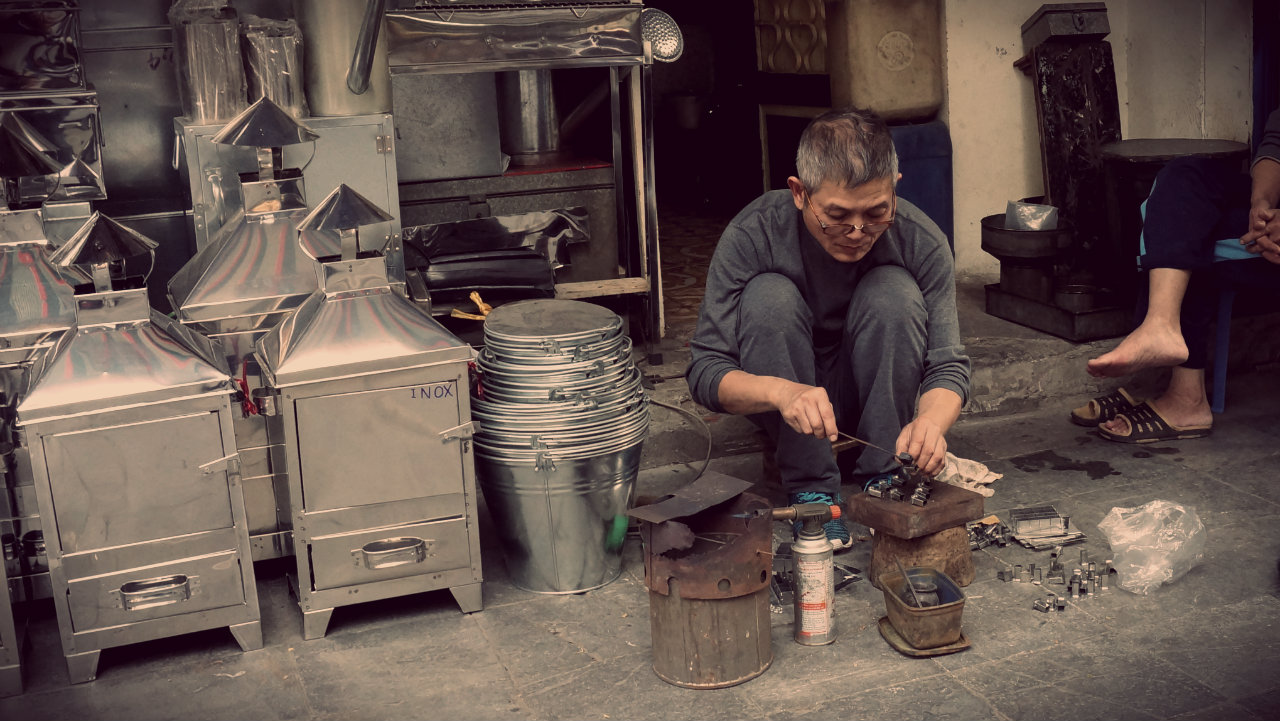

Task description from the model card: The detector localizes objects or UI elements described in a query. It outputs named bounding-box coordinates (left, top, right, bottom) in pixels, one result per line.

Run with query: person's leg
left=831, top=265, right=927, bottom=484
left=1087, top=267, right=1191, bottom=377
left=1088, top=155, right=1248, bottom=377
left=736, top=273, right=842, bottom=497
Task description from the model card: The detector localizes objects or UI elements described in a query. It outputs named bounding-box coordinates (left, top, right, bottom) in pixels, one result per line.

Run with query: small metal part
left=1033, top=598, right=1052, bottom=612
left=997, top=569, right=1011, bottom=582
left=1054, top=594, right=1067, bottom=611
left=1032, top=568, right=1043, bottom=585
left=1013, top=564, right=1023, bottom=582
left=1080, top=549, right=1089, bottom=565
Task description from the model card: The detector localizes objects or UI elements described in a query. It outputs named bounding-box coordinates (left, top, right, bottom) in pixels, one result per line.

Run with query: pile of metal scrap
left=1007, top=505, right=1086, bottom=549
left=996, top=547, right=1116, bottom=612
left=966, top=515, right=1011, bottom=549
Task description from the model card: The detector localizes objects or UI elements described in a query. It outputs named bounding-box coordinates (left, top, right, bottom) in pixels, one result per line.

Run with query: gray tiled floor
left=4, top=364, right=1280, bottom=720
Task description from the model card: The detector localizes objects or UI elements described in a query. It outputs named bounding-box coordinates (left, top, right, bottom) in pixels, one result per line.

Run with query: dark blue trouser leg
left=737, top=268, right=926, bottom=495
left=1139, top=156, right=1253, bottom=368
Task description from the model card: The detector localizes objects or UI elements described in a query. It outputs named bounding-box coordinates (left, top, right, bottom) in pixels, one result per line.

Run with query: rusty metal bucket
left=641, top=492, right=773, bottom=689
left=878, top=566, right=965, bottom=649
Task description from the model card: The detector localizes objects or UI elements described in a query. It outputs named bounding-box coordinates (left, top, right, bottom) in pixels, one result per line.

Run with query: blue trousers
left=736, top=266, right=926, bottom=495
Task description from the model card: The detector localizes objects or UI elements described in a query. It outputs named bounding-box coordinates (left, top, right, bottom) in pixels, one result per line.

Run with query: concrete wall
left=943, top=0, right=1254, bottom=280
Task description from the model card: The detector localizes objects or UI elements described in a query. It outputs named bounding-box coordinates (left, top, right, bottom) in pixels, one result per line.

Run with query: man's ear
left=787, top=176, right=806, bottom=209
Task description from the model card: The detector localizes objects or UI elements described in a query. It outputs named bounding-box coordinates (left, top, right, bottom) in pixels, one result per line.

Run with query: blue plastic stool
left=1211, top=284, right=1235, bottom=414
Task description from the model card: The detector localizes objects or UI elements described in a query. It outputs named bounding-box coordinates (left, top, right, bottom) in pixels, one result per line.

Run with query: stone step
left=637, top=278, right=1280, bottom=471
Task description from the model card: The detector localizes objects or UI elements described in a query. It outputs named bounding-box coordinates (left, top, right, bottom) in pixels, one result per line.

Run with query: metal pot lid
left=482, top=332, right=629, bottom=365
left=482, top=298, right=623, bottom=350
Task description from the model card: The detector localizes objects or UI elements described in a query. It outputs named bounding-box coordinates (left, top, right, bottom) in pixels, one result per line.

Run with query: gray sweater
left=686, top=189, right=971, bottom=414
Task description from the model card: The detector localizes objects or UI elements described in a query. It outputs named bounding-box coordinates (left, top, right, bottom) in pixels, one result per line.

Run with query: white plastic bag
left=1097, top=499, right=1206, bottom=595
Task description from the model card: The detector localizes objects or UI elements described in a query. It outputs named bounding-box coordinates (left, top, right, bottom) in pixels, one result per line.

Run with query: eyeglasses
left=804, top=191, right=896, bottom=237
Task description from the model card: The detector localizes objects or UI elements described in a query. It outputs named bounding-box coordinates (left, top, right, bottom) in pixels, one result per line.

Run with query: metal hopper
left=167, top=97, right=338, bottom=559
left=253, top=184, right=481, bottom=640
left=15, top=214, right=262, bottom=684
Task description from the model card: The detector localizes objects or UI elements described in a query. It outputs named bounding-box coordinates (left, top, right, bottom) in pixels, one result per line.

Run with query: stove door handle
left=119, top=574, right=193, bottom=611
left=353, top=537, right=429, bottom=570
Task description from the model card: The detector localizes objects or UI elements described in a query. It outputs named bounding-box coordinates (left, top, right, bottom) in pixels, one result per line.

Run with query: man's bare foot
left=1086, top=323, right=1188, bottom=378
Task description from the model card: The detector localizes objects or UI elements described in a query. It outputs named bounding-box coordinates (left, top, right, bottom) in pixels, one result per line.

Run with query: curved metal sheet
left=385, top=7, right=642, bottom=68
left=17, top=289, right=235, bottom=424
left=255, top=261, right=470, bottom=387
left=298, top=183, right=395, bottom=234
left=211, top=97, right=319, bottom=148
left=168, top=210, right=339, bottom=324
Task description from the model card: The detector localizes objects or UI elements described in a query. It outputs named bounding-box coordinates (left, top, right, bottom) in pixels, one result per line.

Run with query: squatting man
left=686, top=107, right=971, bottom=549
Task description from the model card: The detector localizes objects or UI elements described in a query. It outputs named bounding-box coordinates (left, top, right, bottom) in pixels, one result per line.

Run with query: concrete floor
left=4, top=283, right=1280, bottom=720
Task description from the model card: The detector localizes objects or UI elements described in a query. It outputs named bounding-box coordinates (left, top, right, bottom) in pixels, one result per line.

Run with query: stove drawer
left=309, top=517, right=469, bottom=591
left=66, top=551, right=247, bottom=633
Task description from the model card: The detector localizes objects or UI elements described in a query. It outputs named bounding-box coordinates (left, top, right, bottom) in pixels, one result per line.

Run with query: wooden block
left=847, top=483, right=984, bottom=539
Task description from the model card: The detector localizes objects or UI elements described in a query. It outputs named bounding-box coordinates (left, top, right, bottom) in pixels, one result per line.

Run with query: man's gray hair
left=795, top=107, right=898, bottom=192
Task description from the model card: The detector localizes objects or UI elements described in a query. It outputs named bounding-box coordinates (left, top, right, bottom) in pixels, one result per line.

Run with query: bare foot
left=1086, top=323, right=1188, bottom=378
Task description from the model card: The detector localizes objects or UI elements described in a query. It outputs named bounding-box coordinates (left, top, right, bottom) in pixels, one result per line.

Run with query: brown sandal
left=1070, top=387, right=1141, bottom=427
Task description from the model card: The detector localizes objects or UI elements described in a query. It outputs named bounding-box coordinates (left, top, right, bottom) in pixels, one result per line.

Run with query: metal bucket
left=473, top=299, right=648, bottom=594
left=475, top=438, right=642, bottom=594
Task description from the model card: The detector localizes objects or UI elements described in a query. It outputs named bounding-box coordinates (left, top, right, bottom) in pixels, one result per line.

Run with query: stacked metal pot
left=472, top=299, right=648, bottom=594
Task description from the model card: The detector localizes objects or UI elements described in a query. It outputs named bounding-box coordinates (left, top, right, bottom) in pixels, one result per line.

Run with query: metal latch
left=199, top=454, right=241, bottom=477
left=439, top=421, right=477, bottom=441
left=252, top=386, right=281, bottom=416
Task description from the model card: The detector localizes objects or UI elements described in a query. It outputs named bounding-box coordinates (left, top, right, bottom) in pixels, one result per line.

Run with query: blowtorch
left=771, top=502, right=840, bottom=645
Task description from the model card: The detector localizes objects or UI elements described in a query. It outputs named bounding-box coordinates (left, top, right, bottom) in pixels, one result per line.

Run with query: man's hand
left=895, top=416, right=947, bottom=477
left=775, top=380, right=839, bottom=442
left=893, top=387, right=963, bottom=478
left=1242, top=204, right=1280, bottom=264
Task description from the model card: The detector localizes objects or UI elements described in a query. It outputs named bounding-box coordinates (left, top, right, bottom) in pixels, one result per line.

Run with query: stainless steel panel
left=255, top=272, right=471, bottom=388
left=0, top=94, right=106, bottom=204
left=300, top=492, right=464, bottom=538
left=241, top=474, right=279, bottom=537
left=385, top=8, right=643, bottom=69
left=65, top=550, right=246, bottom=633
left=17, top=291, right=235, bottom=424
left=309, top=517, right=468, bottom=590
left=59, top=526, right=241, bottom=580
left=40, top=412, right=233, bottom=554
left=399, top=169, right=618, bottom=285
left=296, top=380, right=463, bottom=512
left=390, top=73, right=502, bottom=182
left=0, top=3, right=84, bottom=94
left=175, top=114, right=401, bottom=255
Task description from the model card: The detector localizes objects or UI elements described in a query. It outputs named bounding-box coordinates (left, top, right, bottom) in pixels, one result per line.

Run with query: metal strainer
left=641, top=8, right=683, bottom=63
